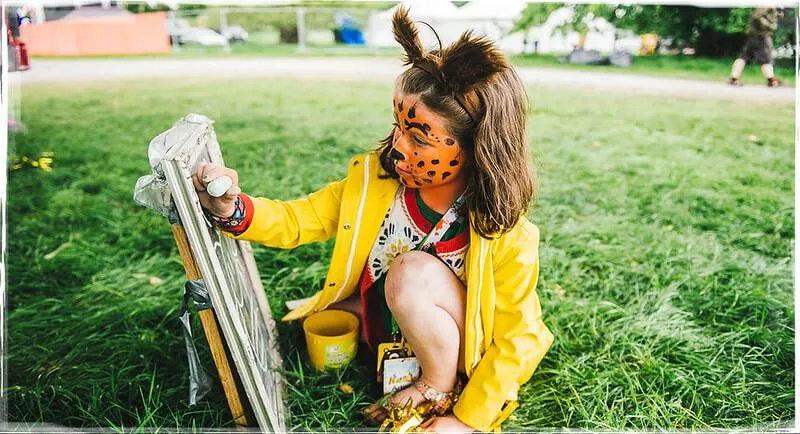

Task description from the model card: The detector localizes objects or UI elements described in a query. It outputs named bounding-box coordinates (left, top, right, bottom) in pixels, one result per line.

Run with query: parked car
left=166, top=17, right=190, bottom=43
left=220, top=25, right=248, bottom=43
left=179, top=27, right=228, bottom=46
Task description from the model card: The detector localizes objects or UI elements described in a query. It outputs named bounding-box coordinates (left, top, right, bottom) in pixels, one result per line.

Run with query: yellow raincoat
left=226, top=151, right=554, bottom=431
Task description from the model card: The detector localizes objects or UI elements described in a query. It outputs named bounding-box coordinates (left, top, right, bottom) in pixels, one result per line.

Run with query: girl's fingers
left=222, top=184, right=241, bottom=201
left=191, top=173, right=206, bottom=192
left=195, top=162, right=209, bottom=182
left=201, top=166, right=225, bottom=184
left=204, top=167, right=239, bottom=188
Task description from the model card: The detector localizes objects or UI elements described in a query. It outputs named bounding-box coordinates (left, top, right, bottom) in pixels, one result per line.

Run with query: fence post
left=296, top=7, right=307, bottom=53
left=168, top=10, right=181, bottom=53
left=220, top=8, right=228, bottom=33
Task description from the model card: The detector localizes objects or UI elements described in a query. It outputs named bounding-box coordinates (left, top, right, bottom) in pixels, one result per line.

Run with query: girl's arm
left=452, top=222, right=554, bottom=432
left=220, top=178, right=347, bottom=249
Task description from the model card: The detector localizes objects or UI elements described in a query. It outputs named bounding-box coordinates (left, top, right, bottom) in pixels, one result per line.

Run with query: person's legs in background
left=729, top=58, right=746, bottom=86
left=761, top=63, right=783, bottom=87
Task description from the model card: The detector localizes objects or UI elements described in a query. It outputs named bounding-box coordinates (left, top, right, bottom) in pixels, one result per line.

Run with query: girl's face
left=390, top=93, right=469, bottom=189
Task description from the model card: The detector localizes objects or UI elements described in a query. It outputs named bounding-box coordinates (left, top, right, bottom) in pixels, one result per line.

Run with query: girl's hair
left=377, top=7, right=534, bottom=239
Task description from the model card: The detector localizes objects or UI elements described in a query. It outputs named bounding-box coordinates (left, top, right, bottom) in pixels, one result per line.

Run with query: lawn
left=6, top=75, right=794, bottom=431
left=512, top=53, right=797, bottom=87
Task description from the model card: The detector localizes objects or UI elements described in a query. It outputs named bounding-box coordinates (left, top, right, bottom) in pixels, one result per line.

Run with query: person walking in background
left=729, top=7, right=784, bottom=87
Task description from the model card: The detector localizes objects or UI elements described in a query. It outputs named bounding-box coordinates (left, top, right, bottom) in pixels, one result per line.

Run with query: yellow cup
left=303, top=309, right=359, bottom=371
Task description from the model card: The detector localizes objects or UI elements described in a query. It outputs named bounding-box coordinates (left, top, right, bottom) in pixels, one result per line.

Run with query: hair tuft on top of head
left=392, top=6, right=428, bottom=66
left=439, top=31, right=509, bottom=94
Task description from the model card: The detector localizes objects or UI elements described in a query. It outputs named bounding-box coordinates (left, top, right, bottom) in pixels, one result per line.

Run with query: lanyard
left=414, top=192, right=467, bottom=252
left=388, top=190, right=467, bottom=338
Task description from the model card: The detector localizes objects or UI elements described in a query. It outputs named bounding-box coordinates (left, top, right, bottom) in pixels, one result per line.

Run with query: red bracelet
left=211, top=194, right=254, bottom=236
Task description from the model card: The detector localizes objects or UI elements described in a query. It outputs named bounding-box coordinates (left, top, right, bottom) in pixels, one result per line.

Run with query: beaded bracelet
left=209, top=194, right=253, bottom=236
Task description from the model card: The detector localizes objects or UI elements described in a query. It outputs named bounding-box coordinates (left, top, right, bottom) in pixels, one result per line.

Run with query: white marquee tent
left=364, top=0, right=620, bottom=54
left=364, top=0, right=462, bottom=49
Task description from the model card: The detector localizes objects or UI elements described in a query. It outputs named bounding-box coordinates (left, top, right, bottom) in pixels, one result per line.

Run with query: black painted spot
left=427, top=171, right=436, bottom=176
left=422, top=178, right=433, bottom=184
left=398, top=100, right=404, bottom=112
left=408, top=105, right=416, bottom=118
left=390, top=148, right=405, bottom=160
left=442, top=172, right=451, bottom=180
left=449, top=160, right=459, bottom=166
left=431, top=159, right=440, bottom=165
left=417, top=161, right=425, bottom=168
left=445, top=138, right=455, bottom=146
left=414, top=180, right=422, bottom=186
left=414, top=152, right=418, bottom=156
left=404, top=119, right=431, bottom=136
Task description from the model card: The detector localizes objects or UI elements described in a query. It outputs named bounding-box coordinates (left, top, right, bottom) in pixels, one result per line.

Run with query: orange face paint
left=390, top=93, right=468, bottom=191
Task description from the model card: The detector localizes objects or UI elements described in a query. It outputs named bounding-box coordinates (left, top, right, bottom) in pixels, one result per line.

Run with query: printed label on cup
left=325, top=344, right=350, bottom=367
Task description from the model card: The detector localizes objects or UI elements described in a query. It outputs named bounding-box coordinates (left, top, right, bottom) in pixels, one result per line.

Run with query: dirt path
left=11, top=57, right=795, bottom=104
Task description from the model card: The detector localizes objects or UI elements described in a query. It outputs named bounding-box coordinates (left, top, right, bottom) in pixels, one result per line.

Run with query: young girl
left=193, top=8, right=553, bottom=433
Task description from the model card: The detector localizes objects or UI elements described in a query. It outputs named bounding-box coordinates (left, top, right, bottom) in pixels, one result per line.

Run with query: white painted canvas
left=149, top=113, right=288, bottom=432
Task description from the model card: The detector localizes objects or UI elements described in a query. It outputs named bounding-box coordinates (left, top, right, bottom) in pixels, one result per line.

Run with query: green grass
left=6, top=76, right=794, bottom=431
left=512, top=53, right=797, bottom=87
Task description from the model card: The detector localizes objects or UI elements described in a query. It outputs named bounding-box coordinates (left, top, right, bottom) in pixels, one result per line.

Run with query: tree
left=514, top=3, right=619, bottom=49
left=610, top=6, right=752, bottom=56
left=514, top=4, right=795, bottom=58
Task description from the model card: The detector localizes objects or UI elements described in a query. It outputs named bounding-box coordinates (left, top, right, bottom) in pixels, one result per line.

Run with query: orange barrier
left=19, top=12, right=170, bottom=56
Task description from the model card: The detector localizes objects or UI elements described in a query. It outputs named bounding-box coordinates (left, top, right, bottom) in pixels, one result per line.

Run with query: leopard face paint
left=390, top=93, right=468, bottom=190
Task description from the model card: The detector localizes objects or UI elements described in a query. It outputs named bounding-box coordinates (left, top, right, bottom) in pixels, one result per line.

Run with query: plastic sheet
left=180, top=279, right=214, bottom=406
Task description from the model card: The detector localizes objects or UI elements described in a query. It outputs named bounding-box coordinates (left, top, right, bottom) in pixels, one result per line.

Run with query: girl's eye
left=413, top=136, right=427, bottom=145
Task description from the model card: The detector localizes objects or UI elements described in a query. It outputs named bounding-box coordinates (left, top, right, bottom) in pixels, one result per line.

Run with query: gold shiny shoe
left=378, top=399, right=433, bottom=433
left=377, top=380, right=459, bottom=433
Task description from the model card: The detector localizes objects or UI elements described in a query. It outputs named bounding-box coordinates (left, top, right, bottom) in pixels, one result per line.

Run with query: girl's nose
left=390, top=147, right=406, bottom=161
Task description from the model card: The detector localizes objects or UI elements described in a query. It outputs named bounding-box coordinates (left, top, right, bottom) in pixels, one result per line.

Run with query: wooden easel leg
left=170, top=224, right=249, bottom=427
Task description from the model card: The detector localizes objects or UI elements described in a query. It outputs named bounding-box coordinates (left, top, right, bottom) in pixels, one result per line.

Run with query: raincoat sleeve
left=222, top=178, right=347, bottom=249
left=452, top=223, right=554, bottom=432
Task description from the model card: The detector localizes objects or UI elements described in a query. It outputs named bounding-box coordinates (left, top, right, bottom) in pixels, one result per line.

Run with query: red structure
left=19, top=11, right=170, bottom=57
left=6, top=15, right=30, bottom=71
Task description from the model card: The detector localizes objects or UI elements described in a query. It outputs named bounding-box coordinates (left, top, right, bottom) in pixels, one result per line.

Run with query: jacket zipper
left=473, top=236, right=485, bottom=372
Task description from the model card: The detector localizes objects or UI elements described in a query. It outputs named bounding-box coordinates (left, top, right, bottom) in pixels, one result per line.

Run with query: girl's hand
left=192, top=162, right=241, bottom=217
left=420, top=416, right=475, bottom=433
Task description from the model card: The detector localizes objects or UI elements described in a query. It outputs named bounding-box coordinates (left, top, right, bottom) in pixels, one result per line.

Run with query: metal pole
left=220, top=7, right=227, bottom=32
left=169, top=10, right=180, bottom=53
left=220, top=7, right=230, bottom=53
left=367, top=10, right=378, bottom=54
left=296, top=7, right=306, bottom=53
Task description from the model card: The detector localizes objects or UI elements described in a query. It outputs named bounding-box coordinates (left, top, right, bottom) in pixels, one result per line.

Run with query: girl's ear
left=392, top=6, right=428, bottom=66
left=439, top=32, right=508, bottom=95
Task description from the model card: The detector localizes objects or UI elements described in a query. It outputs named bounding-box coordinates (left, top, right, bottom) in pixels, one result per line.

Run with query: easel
left=171, top=223, right=250, bottom=426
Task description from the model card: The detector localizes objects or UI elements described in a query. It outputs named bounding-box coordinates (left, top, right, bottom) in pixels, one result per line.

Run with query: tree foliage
left=514, top=4, right=797, bottom=58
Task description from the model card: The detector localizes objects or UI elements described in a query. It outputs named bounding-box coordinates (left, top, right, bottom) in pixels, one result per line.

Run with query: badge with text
left=383, top=357, right=421, bottom=395
left=376, top=339, right=415, bottom=390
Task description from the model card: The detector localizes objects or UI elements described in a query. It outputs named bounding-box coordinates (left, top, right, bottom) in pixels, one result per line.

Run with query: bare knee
left=385, top=251, right=441, bottom=312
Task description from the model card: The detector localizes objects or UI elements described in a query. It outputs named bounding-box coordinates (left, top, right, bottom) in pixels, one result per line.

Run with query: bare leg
left=329, top=293, right=366, bottom=342
left=761, top=63, right=775, bottom=78
left=364, top=251, right=466, bottom=420
left=730, top=58, right=746, bottom=79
